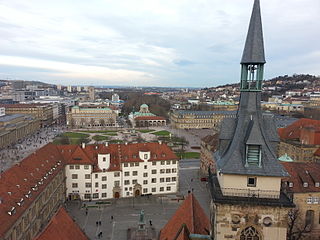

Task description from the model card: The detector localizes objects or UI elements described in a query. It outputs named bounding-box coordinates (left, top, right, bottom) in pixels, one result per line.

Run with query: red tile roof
left=34, top=207, right=89, bottom=240
left=314, top=148, right=320, bottom=157
left=278, top=118, right=320, bottom=141
left=281, top=162, right=320, bottom=193
left=0, top=143, right=64, bottom=238
left=135, top=116, right=166, bottom=121
left=159, top=193, right=210, bottom=240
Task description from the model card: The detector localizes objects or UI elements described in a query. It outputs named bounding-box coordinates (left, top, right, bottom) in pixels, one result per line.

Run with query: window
left=124, top=172, right=130, bottom=176
left=124, top=163, right=128, bottom=167
left=152, top=178, right=156, bottom=183
left=161, top=161, right=165, bottom=165
left=84, top=165, right=89, bottom=170
left=172, top=160, right=176, bottom=164
left=172, top=177, right=177, bottom=182
left=85, top=174, right=91, bottom=179
left=102, top=184, right=107, bottom=189
left=246, top=145, right=261, bottom=166
left=102, top=176, right=107, bottom=181
left=166, top=169, right=171, bottom=173
left=130, top=163, right=134, bottom=167
left=135, top=163, right=139, bottom=166
left=132, top=179, right=137, bottom=184
left=143, top=180, right=148, bottom=184
left=160, top=169, right=165, bottom=174
left=247, top=177, right=256, bottom=187
left=143, top=188, right=148, bottom=193
left=75, top=165, right=80, bottom=169
left=160, top=187, right=164, bottom=192
left=152, top=170, right=157, bottom=174
left=144, top=154, right=148, bottom=159
left=71, top=174, right=78, bottom=179
left=303, top=182, right=308, bottom=187
left=152, top=188, right=156, bottom=192
left=72, top=183, right=78, bottom=188
left=133, top=171, right=138, bottom=176
left=102, top=193, right=107, bottom=198
left=126, top=192, right=130, bottom=196
left=92, top=193, right=99, bottom=199
left=160, top=178, right=164, bottom=183
left=103, top=157, right=106, bottom=162
left=307, top=197, right=313, bottom=204
left=95, top=174, right=98, bottom=179
left=114, top=172, right=120, bottom=177
left=289, top=182, right=293, bottom=187
left=166, top=161, right=170, bottom=165
left=316, top=182, right=320, bottom=187
left=313, top=197, right=319, bottom=204
left=172, top=168, right=177, bottom=173
left=152, top=162, right=156, bottom=166
left=143, top=173, right=148, bottom=177
left=166, top=177, right=171, bottom=182
left=84, top=194, right=91, bottom=199
left=124, top=180, right=130, bottom=185
left=305, top=210, right=314, bottom=229
left=69, top=165, right=74, bottom=170
left=85, top=183, right=91, bottom=188
left=114, top=181, right=120, bottom=187
left=166, top=186, right=171, bottom=191
left=144, top=165, right=147, bottom=169
left=95, top=182, right=99, bottom=188
left=240, top=226, right=261, bottom=240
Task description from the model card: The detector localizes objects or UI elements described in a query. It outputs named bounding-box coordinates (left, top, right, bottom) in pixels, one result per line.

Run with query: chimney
left=82, top=142, right=86, bottom=149
left=158, top=140, right=162, bottom=145
left=125, top=142, right=128, bottom=145
left=105, top=142, right=109, bottom=147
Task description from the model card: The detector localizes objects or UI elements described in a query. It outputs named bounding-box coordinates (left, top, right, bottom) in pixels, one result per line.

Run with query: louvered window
left=246, top=145, right=261, bottom=166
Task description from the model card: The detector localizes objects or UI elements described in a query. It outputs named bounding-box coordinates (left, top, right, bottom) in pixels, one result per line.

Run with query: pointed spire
left=241, top=0, right=266, bottom=64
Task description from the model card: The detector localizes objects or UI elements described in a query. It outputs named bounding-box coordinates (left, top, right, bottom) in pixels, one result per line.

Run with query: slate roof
left=34, top=207, right=89, bottom=240
left=216, top=92, right=287, bottom=177
left=241, top=0, right=266, bottom=64
left=159, top=193, right=210, bottom=240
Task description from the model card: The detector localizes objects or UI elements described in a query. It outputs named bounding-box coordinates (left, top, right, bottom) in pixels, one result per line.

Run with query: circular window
left=231, top=214, right=241, bottom=224
left=263, top=217, right=272, bottom=227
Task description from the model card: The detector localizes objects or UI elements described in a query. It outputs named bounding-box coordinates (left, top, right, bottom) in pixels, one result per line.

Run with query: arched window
left=240, top=226, right=261, bottom=240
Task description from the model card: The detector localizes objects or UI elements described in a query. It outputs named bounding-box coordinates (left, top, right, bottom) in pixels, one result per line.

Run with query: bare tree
left=287, top=208, right=311, bottom=240
left=99, top=119, right=106, bottom=128
left=90, top=118, right=95, bottom=127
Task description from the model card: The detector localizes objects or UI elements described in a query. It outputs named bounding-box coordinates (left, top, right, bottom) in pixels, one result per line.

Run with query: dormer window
left=8, top=207, right=16, bottom=216
left=303, top=182, right=308, bottom=188
left=289, top=182, right=293, bottom=188
left=246, top=145, right=261, bottom=166
left=315, top=182, right=319, bottom=187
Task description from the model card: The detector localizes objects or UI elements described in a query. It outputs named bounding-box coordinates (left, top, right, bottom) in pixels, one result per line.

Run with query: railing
left=221, top=188, right=280, bottom=199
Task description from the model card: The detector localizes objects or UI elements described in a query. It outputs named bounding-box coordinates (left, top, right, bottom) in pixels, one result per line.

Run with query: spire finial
left=241, top=0, right=266, bottom=64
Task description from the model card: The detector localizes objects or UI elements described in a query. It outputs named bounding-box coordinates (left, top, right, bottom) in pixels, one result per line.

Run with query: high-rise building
left=67, top=85, right=72, bottom=92
left=88, top=86, right=95, bottom=101
left=209, top=1, right=294, bottom=239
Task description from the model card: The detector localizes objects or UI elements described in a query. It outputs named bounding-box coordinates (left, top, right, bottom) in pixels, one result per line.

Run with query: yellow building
left=0, top=104, right=53, bottom=127
left=170, top=110, right=236, bottom=130
left=0, top=114, right=40, bottom=149
left=67, top=105, right=117, bottom=128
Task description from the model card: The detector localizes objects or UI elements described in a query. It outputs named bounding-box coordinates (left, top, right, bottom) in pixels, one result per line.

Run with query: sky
left=0, top=0, right=319, bottom=88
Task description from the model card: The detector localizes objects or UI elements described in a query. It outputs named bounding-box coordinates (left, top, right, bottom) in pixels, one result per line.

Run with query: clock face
left=263, top=217, right=272, bottom=227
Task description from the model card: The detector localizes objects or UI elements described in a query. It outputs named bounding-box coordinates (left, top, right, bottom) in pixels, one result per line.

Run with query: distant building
left=129, top=104, right=166, bottom=127
left=0, top=107, right=5, bottom=116
left=88, top=87, right=95, bottom=101
left=66, top=106, right=117, bottom=128
left=278, top=118, right=320, bottom=162
left=170, top=110, right=236, bottom=130
left=282, top=162, right=320, bottom=239
left=0, top=114, right=40, bottom=149
left=200, top=134, right=218, bottom=175
left=0, top=103, right=54, bottom=127
left=76, top=86, right=82, bottom=92
left=111, top=93, right=119, bottom=102
left=67, top=85, right=72, bottom=92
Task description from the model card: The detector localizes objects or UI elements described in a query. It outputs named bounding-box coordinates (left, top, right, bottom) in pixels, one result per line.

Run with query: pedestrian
left=85, top=210, right=88, bottom=215
left=99, top=220, right=101, bottom=225
left=100, top=232, right=103, bottom=237
left=149, top=220, right=152, bottom=226
left=96, top=221, right=98, bottom=226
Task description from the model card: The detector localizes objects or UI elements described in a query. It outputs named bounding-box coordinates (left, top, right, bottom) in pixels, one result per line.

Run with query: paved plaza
left=66, top=159, right=211, bottom=240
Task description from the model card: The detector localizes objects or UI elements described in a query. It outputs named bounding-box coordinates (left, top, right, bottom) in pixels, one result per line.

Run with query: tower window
left=247, top=177, right=256, bottom=187
left=246, top=145, right=261, bottom=166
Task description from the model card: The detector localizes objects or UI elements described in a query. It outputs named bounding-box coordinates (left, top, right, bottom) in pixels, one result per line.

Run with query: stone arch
left=238, top=225, right=263, bottom=240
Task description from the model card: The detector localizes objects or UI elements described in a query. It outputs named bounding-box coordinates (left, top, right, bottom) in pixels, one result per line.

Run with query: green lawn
left=92, top=135, right=109, bottom=141
left=137, top=129, right=155, bottom=133
left=103, top=132, right=118, bottom=136
left=61, top=132, right=90, bottom=138
left=152, top=130, right=171, bottom=136
left=176, top=152, right=200, bottom=159
left=109, top=139, right=124, bottom=143
left=53, top=137, right=89, bottom=145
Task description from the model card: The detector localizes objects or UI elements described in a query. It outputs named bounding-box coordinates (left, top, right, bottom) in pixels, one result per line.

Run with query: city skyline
left=0, top=0, right=319, bottom=87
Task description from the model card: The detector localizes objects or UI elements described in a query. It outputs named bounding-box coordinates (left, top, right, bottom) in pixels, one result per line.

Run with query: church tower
left=209, top=1, right=294, bottom=239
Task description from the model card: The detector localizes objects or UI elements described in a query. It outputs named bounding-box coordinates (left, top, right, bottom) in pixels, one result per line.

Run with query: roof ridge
left=190, top=194, right=195, bottom=233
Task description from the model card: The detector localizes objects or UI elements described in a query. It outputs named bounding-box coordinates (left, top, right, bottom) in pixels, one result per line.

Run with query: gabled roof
left=159, top=194, right=210, bottom=240
left=281, top=162, right=320, bottom=193
left=34, top=207, right=89, bottom=240
left=241, top=0, right=266, bottom=64
left=135, top=116, right=166, bottom=121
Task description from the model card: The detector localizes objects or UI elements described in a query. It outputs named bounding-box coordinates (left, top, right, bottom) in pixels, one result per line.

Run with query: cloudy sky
left=0, top=0, right=319, bottom=87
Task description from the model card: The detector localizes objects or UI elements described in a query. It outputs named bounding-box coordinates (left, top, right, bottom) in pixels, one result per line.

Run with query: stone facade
left=200, top=134, right=218, bottom=175
left=211, top=203, right=288, bottom=240
left=278, top=141, right=318, bottom=162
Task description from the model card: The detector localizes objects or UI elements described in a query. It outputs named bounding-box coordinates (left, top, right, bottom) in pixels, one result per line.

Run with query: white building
left=63, top=142, right=179, bottom=200
left=0, top=107, right=5, bottom=116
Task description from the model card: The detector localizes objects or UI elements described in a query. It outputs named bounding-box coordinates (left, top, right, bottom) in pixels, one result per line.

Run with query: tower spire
left=240, top=0, right=265, bottom=92
left=241, top=0, right=265, bottom=64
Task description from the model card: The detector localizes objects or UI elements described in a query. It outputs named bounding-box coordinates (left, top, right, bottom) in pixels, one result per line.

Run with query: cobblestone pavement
left=66, top=159, right=211, bottom=240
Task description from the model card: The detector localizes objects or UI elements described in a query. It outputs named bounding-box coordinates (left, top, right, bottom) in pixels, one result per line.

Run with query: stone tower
left=209, top=1, right=294, bottom=239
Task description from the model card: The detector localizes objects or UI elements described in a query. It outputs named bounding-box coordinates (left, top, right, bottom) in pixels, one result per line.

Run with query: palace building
left=209, top=1, right=294, bottom=239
